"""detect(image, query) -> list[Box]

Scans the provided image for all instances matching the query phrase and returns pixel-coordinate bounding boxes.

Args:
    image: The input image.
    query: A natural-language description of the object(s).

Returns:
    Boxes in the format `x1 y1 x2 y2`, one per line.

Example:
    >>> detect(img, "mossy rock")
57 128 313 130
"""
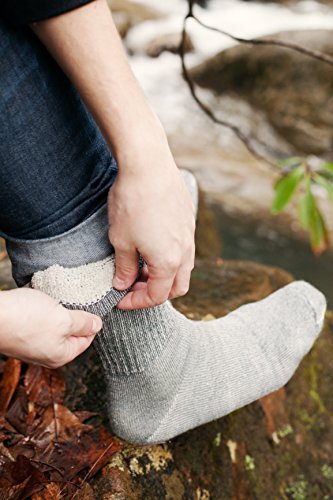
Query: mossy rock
62 258 333 499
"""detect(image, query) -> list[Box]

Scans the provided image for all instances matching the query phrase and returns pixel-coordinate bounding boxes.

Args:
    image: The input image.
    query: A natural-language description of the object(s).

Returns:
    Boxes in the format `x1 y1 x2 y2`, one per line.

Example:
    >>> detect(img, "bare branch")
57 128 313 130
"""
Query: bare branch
179 2 333 169
192 15 333 67
180 13 278 169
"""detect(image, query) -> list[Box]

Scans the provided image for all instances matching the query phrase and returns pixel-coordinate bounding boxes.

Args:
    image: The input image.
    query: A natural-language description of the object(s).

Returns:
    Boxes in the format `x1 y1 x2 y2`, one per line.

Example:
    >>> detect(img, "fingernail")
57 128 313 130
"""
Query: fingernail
91 317 102 333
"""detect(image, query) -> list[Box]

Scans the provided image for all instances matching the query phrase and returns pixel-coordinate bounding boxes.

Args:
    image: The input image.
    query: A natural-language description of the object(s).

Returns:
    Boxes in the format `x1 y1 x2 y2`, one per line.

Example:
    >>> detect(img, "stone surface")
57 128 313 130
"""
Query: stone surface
107 0 162 39
190 30 333 156
145 32 194 58
0 238 15 291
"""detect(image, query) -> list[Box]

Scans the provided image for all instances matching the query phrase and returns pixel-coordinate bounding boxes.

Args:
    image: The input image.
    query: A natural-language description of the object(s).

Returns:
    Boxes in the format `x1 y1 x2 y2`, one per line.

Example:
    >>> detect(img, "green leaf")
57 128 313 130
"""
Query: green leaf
314 174 333 203
278 157 302 169
323 162 333 173
318 169 333 182
298 178 329 255
299 178 313 230
271 165 305 214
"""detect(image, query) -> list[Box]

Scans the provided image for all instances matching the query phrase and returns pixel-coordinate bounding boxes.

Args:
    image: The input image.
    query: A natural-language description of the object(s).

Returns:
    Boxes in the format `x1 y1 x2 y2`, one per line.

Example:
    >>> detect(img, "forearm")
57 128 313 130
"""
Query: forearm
31 0 165 168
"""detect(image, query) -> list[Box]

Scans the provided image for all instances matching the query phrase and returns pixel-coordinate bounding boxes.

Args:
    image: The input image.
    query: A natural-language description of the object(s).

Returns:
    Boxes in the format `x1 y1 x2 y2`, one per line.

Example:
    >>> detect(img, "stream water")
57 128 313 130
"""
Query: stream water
212 203 333 307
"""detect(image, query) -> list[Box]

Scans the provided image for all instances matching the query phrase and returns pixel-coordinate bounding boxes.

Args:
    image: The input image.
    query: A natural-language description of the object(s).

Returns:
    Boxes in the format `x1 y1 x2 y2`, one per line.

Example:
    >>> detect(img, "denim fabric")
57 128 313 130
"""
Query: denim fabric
0 20 117 241
7 204 114 286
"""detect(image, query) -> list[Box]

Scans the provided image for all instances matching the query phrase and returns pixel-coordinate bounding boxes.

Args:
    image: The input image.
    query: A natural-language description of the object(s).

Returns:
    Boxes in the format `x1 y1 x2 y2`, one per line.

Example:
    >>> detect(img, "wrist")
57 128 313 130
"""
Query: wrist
111 113 167 164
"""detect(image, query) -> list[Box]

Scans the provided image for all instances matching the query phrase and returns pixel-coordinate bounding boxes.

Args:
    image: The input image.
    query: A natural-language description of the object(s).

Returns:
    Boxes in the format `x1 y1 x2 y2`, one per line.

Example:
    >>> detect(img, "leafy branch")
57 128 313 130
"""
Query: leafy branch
271 159 333 254
179 0 333 253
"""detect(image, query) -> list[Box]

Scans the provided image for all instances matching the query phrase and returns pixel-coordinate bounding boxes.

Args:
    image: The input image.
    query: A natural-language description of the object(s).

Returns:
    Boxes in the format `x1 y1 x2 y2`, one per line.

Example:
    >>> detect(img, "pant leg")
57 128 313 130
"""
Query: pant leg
0 20 117 241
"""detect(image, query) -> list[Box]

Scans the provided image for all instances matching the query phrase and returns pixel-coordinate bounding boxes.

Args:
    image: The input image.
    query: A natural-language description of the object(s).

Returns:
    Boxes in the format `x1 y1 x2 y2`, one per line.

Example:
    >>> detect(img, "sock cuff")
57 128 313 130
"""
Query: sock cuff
95 302 178 375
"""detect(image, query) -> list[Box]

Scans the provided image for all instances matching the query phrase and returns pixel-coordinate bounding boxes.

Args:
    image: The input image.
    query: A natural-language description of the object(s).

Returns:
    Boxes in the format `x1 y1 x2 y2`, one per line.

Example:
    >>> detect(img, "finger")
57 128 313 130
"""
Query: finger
116 281 147 308
132 281 147 291
169 267 192 299
66 309 102 337
169 249 195 299
117 274 175 309
113 247 139 290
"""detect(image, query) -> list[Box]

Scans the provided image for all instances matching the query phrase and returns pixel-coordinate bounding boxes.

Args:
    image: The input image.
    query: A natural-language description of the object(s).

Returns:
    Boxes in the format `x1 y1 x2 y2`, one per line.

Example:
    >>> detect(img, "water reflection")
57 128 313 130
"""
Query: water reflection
212 204 333 307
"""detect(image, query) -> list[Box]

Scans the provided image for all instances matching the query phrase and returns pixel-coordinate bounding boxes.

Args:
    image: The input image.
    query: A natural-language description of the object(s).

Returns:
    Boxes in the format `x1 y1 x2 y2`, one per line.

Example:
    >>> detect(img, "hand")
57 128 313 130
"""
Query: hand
0 289 102 368
108 131 196 309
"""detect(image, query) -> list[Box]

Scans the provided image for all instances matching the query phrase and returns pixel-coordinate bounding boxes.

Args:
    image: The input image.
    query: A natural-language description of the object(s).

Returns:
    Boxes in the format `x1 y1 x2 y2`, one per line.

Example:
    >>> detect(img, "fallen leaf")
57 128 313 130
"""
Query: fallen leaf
24 366 65 408
259 387 288 438
0 359 21 415
5 387 28 435
31 482 62 500
0 361 121 497
31 404 92 451
45 427 120 481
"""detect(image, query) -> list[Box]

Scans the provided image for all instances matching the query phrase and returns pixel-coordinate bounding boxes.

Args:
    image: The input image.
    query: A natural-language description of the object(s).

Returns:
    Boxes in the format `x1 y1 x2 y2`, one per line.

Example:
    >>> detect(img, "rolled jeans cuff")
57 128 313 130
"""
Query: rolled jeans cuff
5 204 113 287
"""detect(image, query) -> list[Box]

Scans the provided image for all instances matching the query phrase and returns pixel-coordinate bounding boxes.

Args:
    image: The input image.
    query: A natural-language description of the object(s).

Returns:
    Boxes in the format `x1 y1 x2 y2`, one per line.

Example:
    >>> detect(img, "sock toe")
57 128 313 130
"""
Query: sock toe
288 280 327 329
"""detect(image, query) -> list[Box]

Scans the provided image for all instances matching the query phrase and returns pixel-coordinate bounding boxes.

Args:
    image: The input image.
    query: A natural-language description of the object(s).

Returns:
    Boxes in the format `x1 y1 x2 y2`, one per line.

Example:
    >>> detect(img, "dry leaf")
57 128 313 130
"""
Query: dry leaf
0 359 21 415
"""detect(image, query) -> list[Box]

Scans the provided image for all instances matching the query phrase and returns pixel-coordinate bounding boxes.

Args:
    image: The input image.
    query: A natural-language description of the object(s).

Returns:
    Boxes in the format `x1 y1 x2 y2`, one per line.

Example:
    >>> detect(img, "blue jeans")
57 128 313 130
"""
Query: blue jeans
0 21 117 285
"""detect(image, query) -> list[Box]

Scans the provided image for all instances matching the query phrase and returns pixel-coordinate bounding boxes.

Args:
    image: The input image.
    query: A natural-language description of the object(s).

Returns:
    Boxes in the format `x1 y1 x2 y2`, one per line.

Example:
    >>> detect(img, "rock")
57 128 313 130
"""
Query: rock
0 238 15 291
190 30 333 156
107 0 162 39
146 32 194 58
194 189 222 259
62 257 333 498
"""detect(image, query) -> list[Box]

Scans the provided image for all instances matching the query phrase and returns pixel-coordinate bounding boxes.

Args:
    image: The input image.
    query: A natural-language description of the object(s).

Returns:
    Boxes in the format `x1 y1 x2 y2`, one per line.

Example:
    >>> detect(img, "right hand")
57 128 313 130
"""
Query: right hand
0 288 102 368
108 129 196 310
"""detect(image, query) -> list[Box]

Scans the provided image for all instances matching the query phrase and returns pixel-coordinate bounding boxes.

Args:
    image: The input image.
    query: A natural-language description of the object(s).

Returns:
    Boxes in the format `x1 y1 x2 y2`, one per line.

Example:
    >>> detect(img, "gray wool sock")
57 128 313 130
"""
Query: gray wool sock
32 258 326 444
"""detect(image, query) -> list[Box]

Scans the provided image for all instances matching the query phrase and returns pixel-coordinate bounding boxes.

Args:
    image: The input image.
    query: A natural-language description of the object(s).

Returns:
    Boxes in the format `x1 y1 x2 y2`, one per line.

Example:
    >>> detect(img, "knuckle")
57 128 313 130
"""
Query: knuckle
147 291 166 307
160 256 180 271
152 298 165 306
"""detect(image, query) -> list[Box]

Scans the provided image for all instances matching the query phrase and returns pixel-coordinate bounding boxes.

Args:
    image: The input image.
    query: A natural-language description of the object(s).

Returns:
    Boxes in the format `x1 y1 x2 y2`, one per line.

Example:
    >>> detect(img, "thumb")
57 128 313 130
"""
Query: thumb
66 309 103 337
113 248 139 290
62 334 97 365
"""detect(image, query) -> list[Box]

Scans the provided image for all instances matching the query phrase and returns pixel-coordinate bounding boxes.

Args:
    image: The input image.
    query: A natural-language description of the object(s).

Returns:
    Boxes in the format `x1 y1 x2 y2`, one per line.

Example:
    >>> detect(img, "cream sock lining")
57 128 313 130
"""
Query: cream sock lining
31 256 116 305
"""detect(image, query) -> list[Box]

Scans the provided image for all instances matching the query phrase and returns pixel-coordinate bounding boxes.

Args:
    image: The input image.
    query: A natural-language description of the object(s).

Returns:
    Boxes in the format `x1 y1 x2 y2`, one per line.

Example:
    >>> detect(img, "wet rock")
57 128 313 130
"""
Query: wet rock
145 32 194 58
194 189 222 259
0 238 15 291
190 30 333 156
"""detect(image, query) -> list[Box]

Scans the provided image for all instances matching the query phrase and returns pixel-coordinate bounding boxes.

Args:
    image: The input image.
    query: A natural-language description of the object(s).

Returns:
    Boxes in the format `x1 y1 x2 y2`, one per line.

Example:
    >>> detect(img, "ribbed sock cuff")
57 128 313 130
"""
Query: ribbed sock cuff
95 303 177 375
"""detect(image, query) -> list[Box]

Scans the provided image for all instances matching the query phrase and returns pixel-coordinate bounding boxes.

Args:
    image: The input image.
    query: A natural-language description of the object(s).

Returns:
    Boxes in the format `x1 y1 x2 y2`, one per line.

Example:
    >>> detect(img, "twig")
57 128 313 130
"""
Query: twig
69 440 117 500
179 1 333 168
48 371 59 441
192 15 333 66
31 459 64 476
180 13 278 169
